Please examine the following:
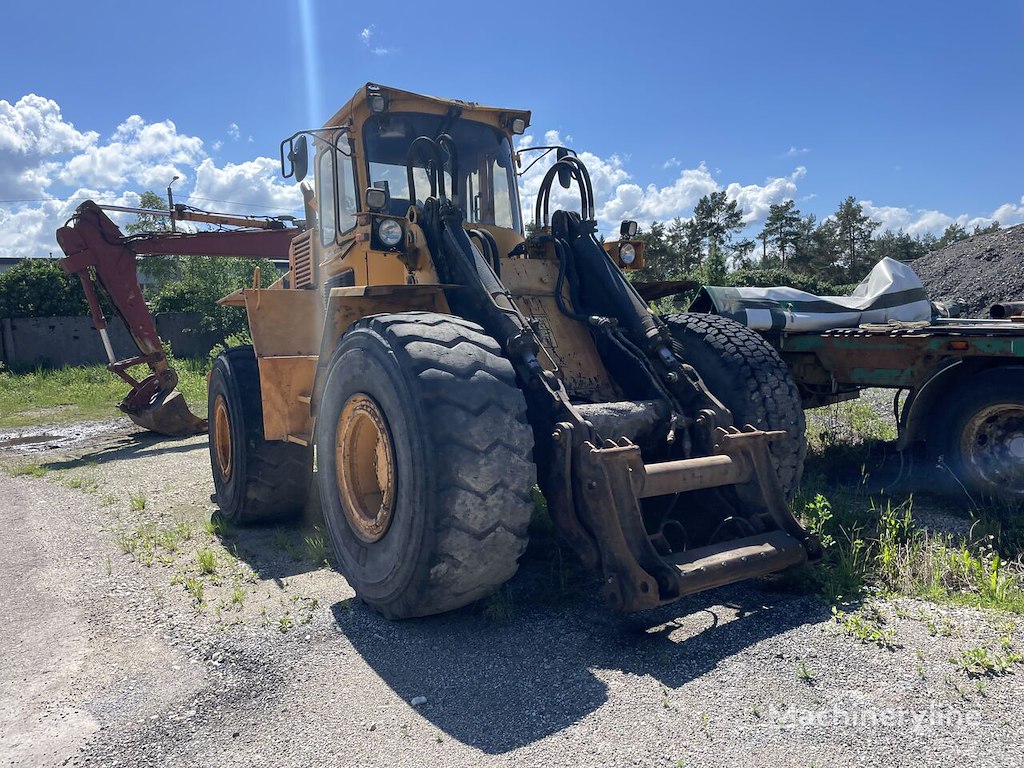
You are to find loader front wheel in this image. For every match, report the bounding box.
[317,312,536,619]
[663,313,806,499]
[208,346,312,524]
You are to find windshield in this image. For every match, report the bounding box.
[363,113,522,232]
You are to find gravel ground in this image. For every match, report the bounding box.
[913,223,1024,317]
[1,418,1023,767]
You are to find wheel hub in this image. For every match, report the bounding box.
[213,394,232,480]
[336,395,396,543]
[960,404,1024,493]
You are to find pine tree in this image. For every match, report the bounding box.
[690,191,745,266]
[758,200,802,268]
[832,196,879,279]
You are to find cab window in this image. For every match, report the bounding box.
[318,136,358,246]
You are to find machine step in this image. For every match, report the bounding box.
[665,530,808,596]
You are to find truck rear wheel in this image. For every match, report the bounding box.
[317,311,536,619]
[662,313,806,499]
[942,368,1024,499]
[208,346,313,523]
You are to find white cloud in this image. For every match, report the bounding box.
[227,123,240,141]
[990,195,1024,227]
[0,188,142,257]
[3,96,1022,260]
[191,157,303,216]
[58,115,204,190]
[359,24,393,55]
[516,130,631,225]
[0,95,99,199]
[0,98,304,256]
[0,94,97,156]
[662,157,681,169]
[784,146,810,157]
[514,129,809,232]
[725,167,807,225]
[861,197,1024,236]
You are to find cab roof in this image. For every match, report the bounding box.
[323,83,531,136]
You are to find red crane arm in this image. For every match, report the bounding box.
[54,200,299,435]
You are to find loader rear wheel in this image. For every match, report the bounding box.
[208,346,313,524]
[317,311,536,619]
[663,313,806,499]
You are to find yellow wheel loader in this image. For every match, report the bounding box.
[57,83,820,619]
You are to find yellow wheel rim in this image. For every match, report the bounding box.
[336,394,396,543]
[213,394,233,480]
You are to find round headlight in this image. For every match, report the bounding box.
[619,243,636,265]
[377,218,403,247]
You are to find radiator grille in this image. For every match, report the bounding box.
[289,231,315,289]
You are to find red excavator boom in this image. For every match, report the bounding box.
[55,200,299,436]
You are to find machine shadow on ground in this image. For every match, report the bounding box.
[330,558,829,754]
[209,479,328,581]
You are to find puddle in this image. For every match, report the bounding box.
[0,420,128,454]
[0,434,58,448]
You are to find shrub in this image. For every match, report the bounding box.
[0,259,89,318]
[149,256,280,343]
[725,267,853,296]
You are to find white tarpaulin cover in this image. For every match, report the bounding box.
[689,257,932,332]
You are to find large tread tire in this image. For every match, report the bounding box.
[939,367,1024,500]
[317,311,536,619]
[662,313,806,499]
[208,346,313,524]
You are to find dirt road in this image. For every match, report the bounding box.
[1,421,1022,767]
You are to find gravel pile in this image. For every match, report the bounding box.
[912,223,1024,317]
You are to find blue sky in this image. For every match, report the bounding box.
[2,0,1022,256]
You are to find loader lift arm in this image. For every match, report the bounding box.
[55,200,299,436]
[405,138,821,611]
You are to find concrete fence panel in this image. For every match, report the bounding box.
[0,312,218,368]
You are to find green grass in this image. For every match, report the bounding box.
[795,660,816,683]
[953,641,1023,677]
[0,360,208,428]
[7,462,49,478]
[832,605,898,649]
[793,395,1024,614]
[480,586,514,622]
[303,532,329,567]
[183,576,204,604]
[790,489,1024,614]
[115,521,196,566]
[197,547,217,575]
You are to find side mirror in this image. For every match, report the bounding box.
[556,147,572,189]
[286,135,309,183]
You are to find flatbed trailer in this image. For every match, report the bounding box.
[769,319,1024,499]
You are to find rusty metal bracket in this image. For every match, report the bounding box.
[573,437,681,611]
[546,423,600,570]
[716,426,823,561]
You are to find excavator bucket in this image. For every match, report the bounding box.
[119,374,208,437]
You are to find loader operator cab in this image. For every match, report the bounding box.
[362,112,522,231]
[282,86,528,277]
